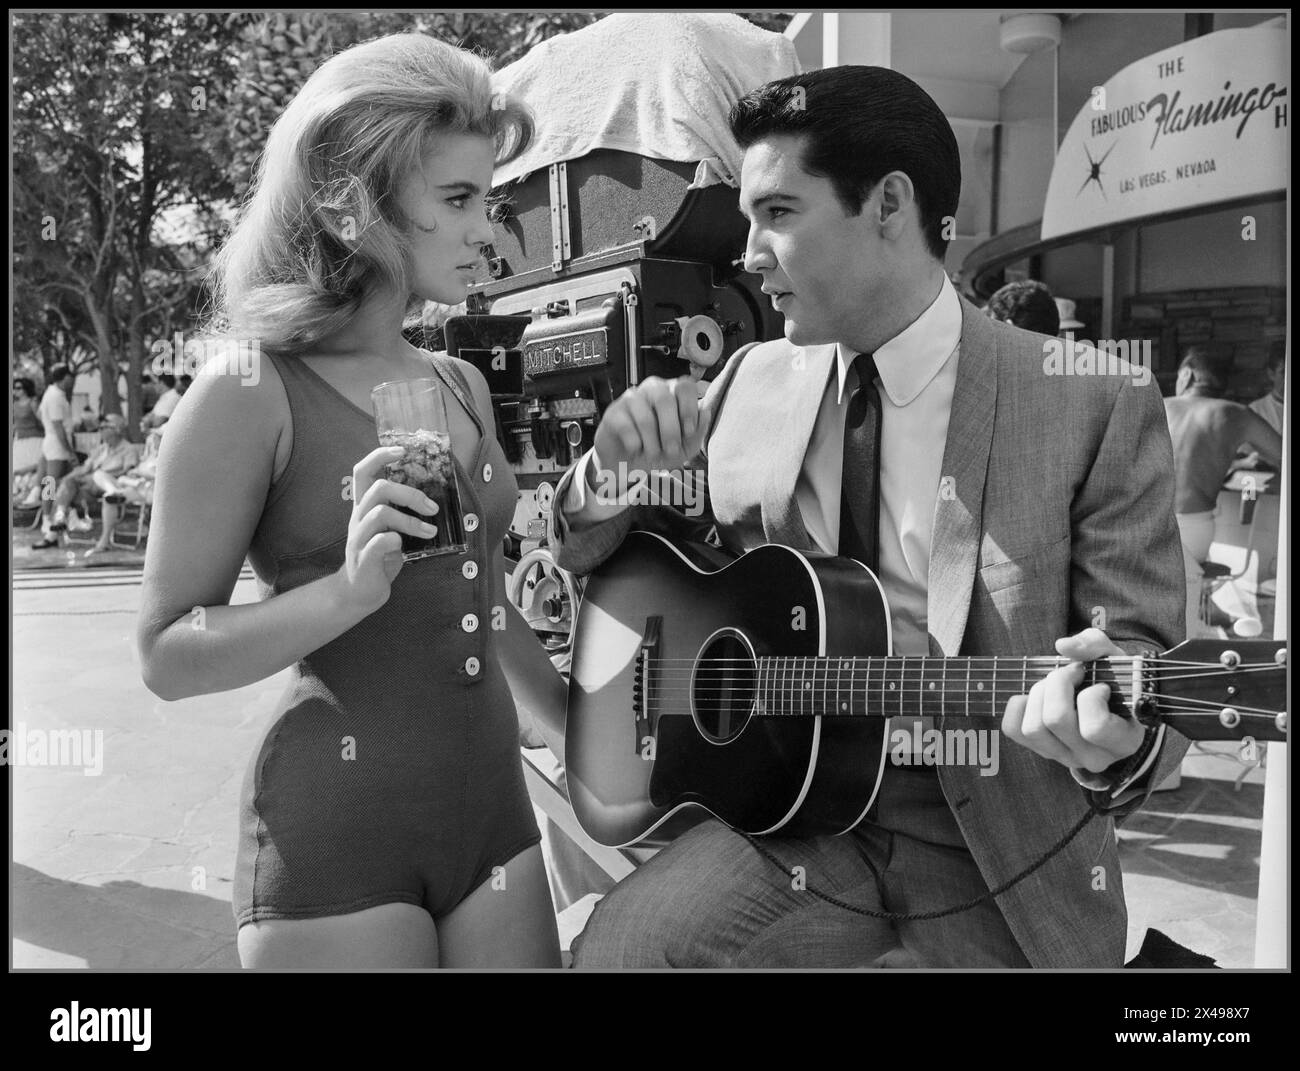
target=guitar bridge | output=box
[633,616,662,754]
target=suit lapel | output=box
[927,298,999,656]
[761,343,837,548]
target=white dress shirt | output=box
[796,273,961,655]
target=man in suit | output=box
[548,66,1187,968]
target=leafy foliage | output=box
[13,12,253,425]
[14,11,793,424]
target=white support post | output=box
[822,11,839,68]
[1101,243,1115,340]
[832,12,892,69]
[1254,346,1288,968]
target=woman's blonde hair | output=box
[209,33,532,354]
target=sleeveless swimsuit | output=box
[233,351,539,925]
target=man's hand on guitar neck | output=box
[1001,627,1154,786]
[586,375,713,503]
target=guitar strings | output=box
[642,663,1281,684]
[639,686,1279,712]
[634,695,1283,718]
[641,663,1284,682]
[646,664,1281,676]
[663,710,1283,722]
[641,676,1282,692]
[636,681,1284,717]
[643,662,1281,675]
[635,655,1286,720]
[644,668,1281,690]
[639,655,1279,663]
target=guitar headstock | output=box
[1139,639,1288,742]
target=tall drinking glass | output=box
[371,378,468,560]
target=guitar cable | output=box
[734,801,1103,923]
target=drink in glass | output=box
[371,378,468,560]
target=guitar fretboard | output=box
[752,655,1134,718]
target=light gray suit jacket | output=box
[550,295,1189,967]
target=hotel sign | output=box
[1041,27,1287,241]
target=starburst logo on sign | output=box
[1077,140,1118,200]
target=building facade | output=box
[787,10,1288,400]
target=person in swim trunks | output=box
[137,33,565,967]
[1164,346,1282,638]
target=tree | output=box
[13,12,252,433]
[14,11,794,423]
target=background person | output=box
[984,279,1060,336]
[86,425,164,556]
[74,405,100,433]
[1164,346,1282,637]
[12,377,44,499]
[141,372,180,431]
[35,363,77,538]
[34,413,140,551]
[140,372,161,415]
[1247,347,1285,436]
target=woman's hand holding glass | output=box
[336,445,440,614]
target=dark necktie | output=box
[838,352,882,570]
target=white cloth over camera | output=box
[492,13,801,190]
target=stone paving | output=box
[12,504,147,574]
[10,562,1280,969]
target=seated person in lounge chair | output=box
[35,414,140,553]
[83,426,163,556]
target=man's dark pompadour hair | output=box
[728,66,961,261]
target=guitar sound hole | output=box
[692,629,757,745]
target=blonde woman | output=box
[137,34,563,968]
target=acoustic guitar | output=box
[565,532,1288,848]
